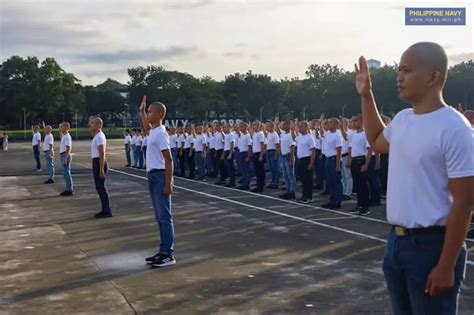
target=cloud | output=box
[161,0,217,10]
[73,46,197,64]
[223,51,244,57]
[449,52,474,64]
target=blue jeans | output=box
[92,158,111,213]
[266,149,279,186]
[315,150,325,185]
[235,148,242,176]
[131,144,137,166]
[195,151,206,179]
[224,150,235,185]
[33,145,41,170]
[147,171,174,256]
[325,156,342,205]
[205,149,215,175]
[239,151,251,186]
[143,146,147,166]
[60,153,73,192]
[44,150,55,180]
[136,146,143,168]
[368,155,381,203]
[383,229,467,315]
[171,148,179,175]
[125,144,131,166]
[280,154,296,194]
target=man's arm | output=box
[426,176,474,296]
[139,96,152,133]
[308,148,316,170]
[162,149,174,196]
[64,145,71,164]
[355,56,389,153]
[98,144,106,178]
[336,146,342,172]
[362,148,372,172]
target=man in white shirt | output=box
[356,43,474,313]
[321,118,343,209]
[31,125,42,172]
[142,130,148,169]
[204,124,215,177]
[59,122,74,196]
[279,120,296,200]
[214,123,226,185]
[237,122,253,190]
[265,122,280,189]
[348,115,372,216]
[221,124,236,187]
[251,121,266,193]
[131,129,138,167]
[194,125,207,181]
[123,129,132,167]
[89,117,112,218]
[139,96,176,268]
[135,129,144,169]
[183,125,195,179]
[169,127,179,176]
[43,125,55,184]
[339,117,353,200]
[177,127,186,177]
[296,121,316,203]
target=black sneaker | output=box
[145,252,161,264]
[94,211,113,219]
[60,190,74,196]
[342,195,351,201]
[215,180,226,185]
[297,198,311,204]
[44,179,54,184]
[151,255,176,268]
[359,208,371,216]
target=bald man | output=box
[139,96,176,268]
[43,125,55,184]
[89,117,112,218]
[356,42,473,314]
[31,125,42,172]
[59,122,74,196]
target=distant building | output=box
[367,59,381,69]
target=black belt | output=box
[393,226,446,236]
[149,169,165,174]
[342,153,348,157]
[353,156,365,160]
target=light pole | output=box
[23,107,26,140]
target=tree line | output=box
[1,55,472,129]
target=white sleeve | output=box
[443,126,474,179]
[159,133,171,151]
[96,134,106,146]
[309,136,316,149]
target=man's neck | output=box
[151,120,162,129]
[412,92,447,114]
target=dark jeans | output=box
[351,156,370,208]
[239,151,251,186]
[184,148,195,179]
[297,157,313,199]
[33,145,41,170]
[147,171,174,256]
[217,149,226,181]
[368,155,381,204]
[142,146,147,166]
[380,153,389,195]
[206,149,215,175]
[383,229,467,315]
[325,156,342,206]
[178,149,186,177]
[135,146,143,168]
[253,153,266,189]
[125,144,131,166]
[315,149,325,186]
[224,150,235,184]
[92,158,111,213]
[195,151,206,179]
[171,148,179,175]
[266,149,280,186]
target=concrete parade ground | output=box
[1,141,473,314]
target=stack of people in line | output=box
[123,129,148,169]
[123,115,391,216]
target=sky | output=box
[1,0,472,85]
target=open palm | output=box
[355,56,372,97]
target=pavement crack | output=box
[57,222,138,315]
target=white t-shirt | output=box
[341,130,353,155]
[252,131,265,153]
[195,134,207,152]
[143,136,148,147]
[170,134,178,149]
[124,135,131,145]
[280,132,295,155]
[184,134,195,149]
[310,130,321,150]
[323,131,342,157]
[208,133,215,150]
[91,131,106,158]
[383,107,474,228]
[296,133,316,159]
[43,134,54,152]
[349,131,369,158]
[60,133,72,154]
[131,135,137,146]
[238,133,252,152]
[136,135,143,146]
[214,132,225,150]
[224,133,235,151]
[266,131,280,150]
[178,134,186,148]
[146,126,170,171]
[32,132,41,147]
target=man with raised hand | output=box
[32,125,42,172]
[139,96,176,268]
[43,125,55,184]
[89,117,112,219]
[59,122,74,196]
[356,42,473,314]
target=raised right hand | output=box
[355,56,372,97]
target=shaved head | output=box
[149,102,167,116]
[406,42,448,88]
